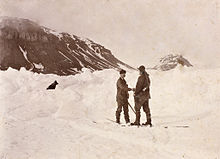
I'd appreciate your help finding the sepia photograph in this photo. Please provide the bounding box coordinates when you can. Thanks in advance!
[0,0,219,158]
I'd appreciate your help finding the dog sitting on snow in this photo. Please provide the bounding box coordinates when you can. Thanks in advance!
[47,80,59,90]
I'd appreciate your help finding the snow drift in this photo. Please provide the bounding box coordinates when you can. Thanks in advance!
[0,66,220,159]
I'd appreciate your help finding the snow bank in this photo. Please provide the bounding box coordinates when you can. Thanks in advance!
[151,66,220,116]
[0,67,220,159]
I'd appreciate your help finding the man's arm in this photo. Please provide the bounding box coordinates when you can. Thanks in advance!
[135,76,144,95]
[117,79,132,91]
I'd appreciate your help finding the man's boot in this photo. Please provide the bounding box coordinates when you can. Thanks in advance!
[142,113,152,127]
[125,118,130,124]
[116,112,120,124]
[131,112,140,126]
[124,112,130,124]
[142,121,152,127]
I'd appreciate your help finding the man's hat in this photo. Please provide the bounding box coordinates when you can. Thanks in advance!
[138,65,145,72]
[119,69,126,74]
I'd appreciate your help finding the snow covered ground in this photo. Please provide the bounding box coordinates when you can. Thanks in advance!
[0,66,220,159]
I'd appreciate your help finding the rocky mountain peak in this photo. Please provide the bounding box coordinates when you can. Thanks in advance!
[0,17,134,75]
[152,54,193,71]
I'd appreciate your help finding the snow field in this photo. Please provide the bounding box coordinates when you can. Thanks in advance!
[0,66,220,159]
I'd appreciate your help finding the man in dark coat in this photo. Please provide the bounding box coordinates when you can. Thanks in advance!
[131,65,152,126]
[116,69,132,124]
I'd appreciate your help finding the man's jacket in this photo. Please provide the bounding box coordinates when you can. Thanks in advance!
[135,72,151,103]
[116,78,130,102]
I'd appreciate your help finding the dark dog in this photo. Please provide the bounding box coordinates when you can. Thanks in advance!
[47,80,59,90]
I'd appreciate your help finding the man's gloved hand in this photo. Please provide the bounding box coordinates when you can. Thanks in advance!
[128,88,132,91]
[133,92,136,97]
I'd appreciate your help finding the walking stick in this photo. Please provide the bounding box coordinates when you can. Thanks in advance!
[128,102,136,114]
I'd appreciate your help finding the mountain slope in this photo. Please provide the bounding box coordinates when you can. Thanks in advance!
[151,54,193,71]
[0,17,134,75]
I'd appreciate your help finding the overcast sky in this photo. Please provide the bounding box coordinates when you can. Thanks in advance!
[0,0,220,68]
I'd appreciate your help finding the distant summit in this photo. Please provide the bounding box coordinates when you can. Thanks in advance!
[151,54,193,71]
[0,17,134,75]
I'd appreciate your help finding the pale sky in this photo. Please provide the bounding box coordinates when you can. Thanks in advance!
[0,0,220,68]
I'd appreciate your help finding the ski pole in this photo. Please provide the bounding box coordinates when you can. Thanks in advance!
[128,102,136,114]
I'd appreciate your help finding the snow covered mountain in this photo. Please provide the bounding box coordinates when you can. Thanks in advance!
[0,17,134,75]
[151,54,193,71]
